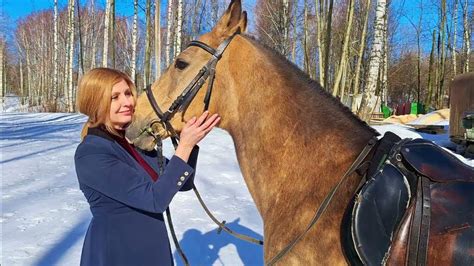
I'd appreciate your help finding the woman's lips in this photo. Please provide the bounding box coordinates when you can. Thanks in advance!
[119,110,133,116]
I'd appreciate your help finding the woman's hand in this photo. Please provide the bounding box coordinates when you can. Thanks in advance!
[174,111,220,162]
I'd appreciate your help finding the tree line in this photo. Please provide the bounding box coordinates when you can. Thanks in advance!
[0,0,472,121]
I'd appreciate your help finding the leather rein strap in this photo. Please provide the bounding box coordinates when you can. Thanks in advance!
[267,137,378,266]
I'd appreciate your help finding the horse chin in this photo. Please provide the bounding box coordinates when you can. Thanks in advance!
[132,136,156,152]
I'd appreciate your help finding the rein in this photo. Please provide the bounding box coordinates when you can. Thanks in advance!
[140,34,379,265]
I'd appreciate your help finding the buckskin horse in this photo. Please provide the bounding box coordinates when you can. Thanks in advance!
[126,0,474,264]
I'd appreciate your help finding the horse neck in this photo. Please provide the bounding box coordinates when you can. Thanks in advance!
[215,36,377,218]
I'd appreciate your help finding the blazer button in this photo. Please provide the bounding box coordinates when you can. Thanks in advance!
[180,176,185,181]
[177,181,182,186]
[184,171,189,176]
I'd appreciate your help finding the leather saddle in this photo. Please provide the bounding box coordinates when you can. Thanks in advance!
[343,132,474,265]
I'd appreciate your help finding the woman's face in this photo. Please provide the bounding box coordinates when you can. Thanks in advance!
[109,79,135,130]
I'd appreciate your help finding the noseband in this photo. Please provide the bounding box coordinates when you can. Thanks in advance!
[143,34,236,141]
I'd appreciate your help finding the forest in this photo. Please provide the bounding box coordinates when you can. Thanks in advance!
[0,0,472,121]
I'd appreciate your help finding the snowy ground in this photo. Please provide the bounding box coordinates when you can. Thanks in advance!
[1,110,472,266]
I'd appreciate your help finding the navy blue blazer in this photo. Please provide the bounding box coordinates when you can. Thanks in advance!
[75,127,194,266]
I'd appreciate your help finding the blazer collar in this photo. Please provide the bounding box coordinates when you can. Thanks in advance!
[87,126,115,142]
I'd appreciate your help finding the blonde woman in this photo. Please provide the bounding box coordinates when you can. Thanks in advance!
[74,68,220,265]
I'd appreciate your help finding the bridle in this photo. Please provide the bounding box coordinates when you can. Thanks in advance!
[142,34,237,143]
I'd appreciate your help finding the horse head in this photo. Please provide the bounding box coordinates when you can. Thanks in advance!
[127,0,247,150]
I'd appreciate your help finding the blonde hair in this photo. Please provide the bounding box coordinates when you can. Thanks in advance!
[76,68,137,139]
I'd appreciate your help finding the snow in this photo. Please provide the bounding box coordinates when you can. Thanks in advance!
[1,111,472,266]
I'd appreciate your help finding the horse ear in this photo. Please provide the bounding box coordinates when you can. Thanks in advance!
[213,0,246,38]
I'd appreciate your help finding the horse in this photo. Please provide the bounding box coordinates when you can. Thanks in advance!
[126,0,474,264]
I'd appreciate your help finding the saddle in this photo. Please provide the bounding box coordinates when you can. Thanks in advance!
[343,132,474,265]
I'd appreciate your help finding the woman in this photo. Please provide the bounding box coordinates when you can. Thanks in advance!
[74,68,220,266]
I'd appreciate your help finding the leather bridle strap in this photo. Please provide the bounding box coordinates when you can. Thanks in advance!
[144,34,236,130]
[267,136,379,266]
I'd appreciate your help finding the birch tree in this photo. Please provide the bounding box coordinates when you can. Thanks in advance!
[131,0,138,83]
[358,0,387,122]
[0,38,4,100]
[165,0,174,66]
[144,0,152,87]
[462,0,470,72]
[53,0,59,108]
[174,0,183,57]
[453,0,458,76]
[155,0,162,79]
[103,0,113,67]
[66,0,75,112]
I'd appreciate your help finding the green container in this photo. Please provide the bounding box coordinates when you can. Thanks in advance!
[382,105,392,118]
[410,102,424,115]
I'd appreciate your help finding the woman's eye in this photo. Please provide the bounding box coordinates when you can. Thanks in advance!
[175,59,189,70]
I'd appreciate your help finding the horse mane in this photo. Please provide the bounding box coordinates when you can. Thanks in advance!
[242,34,379,136]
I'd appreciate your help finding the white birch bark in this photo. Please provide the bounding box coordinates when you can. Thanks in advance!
[315,0,324,82]
[174,0,183,57]
[155,0,161,79]
[144,0,152,86]
[462,0,470,72]
[103,0,112,67]
[0,39,4,99]
[282,0,289,57]
[131,0,138,83]
[358,0,386,121]
[453,0,458,76]
[165,0,174,66]
[67,0,75,112]
[53,0,59,104]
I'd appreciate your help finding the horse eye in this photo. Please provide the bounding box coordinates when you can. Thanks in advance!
[175,59,189,70]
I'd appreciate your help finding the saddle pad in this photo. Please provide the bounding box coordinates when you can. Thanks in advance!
[351,163,411,265]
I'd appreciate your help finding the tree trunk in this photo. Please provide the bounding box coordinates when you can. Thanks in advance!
[144,0,152,87]
[67,0,76,112]
[174,0,183,57]
[380,0,389,104]
[155,0,162,79]
[211,0,219,25]
[110,0,116,68]
[332,0,354,97]
[103,0,112,67]
[438,0,447,109]
[0,40,4,100]
[427,30,436,107]
[462,0,470,72]
[358,0,387,122]
[165,0,174,66]
[303,0,310,74]
[291,2,297,64]
[53,0,59,110]
[352,0,371,111]
[77,0,85,75]
[315,0,325,83]
[131,0,138,84]
[453,0,458,76]
[323,0,334,90]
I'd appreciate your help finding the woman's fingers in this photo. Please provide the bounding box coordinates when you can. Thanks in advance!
[186,116,197,126]
[195,111,209,126]
[198,113,219,130]
[203,116,221,133]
